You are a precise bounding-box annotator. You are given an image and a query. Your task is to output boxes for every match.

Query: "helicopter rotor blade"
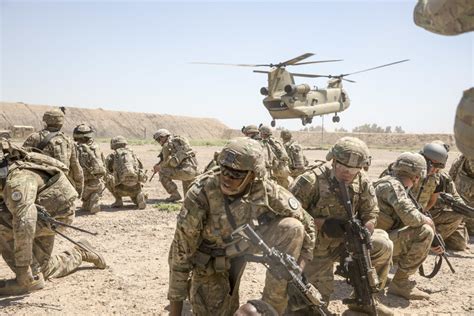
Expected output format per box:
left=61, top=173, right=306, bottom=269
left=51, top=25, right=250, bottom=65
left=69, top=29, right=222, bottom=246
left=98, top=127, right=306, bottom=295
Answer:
left=341, top=59, right=410, bottom=77
left=189, top=62, right=271, bottom=67
left=290, top=72, right=329, bottom=78
left=253, top=70, right=271, bottom=74
left=292, top=59, right=343, bottom=66
left=279, top=53, right=315, bottom=66
left=342, top=78, right=356, bottom=83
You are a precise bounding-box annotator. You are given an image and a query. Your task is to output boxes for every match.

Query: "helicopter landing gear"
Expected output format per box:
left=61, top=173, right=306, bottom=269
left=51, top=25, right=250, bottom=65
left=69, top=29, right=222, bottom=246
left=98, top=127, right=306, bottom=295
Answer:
left=332, top=115, right=340, bottom=123
left=271, top=120, right=276, bottom=127
left=301, top=117, right=313, bottom=126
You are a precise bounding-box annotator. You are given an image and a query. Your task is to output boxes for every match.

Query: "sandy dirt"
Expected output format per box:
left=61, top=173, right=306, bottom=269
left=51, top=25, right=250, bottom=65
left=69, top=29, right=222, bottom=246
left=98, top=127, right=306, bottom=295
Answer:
left=1, top=144, right=473, bottom=315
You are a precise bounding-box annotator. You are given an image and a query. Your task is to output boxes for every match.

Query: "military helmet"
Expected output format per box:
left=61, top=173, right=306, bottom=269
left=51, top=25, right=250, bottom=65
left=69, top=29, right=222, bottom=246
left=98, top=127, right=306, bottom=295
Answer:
left=259, top=125, right=272, bottom=137
left=280, top=129, right=292, bottom=141
left=42, top=109, right=65, bottom=127
left=73, top=124, right=94, bottom=140
left=420, top=142, right=448, bottom=168
left=218, top=137, right=266, bottom=178
left=392, top=152, right=427, bottom=178
left=326, top=137, right=370, bottom=168
left=242, top=125, right=259, bottom=135
left=153, top=129, right=171, bottom=141
left=110, top=135, right=127, bottom=150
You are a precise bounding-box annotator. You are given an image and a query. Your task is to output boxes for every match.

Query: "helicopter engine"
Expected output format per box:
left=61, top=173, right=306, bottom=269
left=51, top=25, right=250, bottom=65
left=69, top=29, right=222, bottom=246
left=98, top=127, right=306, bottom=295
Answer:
left=284, top=84, right=311, bottom=95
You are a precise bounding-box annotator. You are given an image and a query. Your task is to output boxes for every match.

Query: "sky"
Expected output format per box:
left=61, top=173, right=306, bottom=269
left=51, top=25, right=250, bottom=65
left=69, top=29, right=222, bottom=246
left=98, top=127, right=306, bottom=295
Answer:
left=0, top=0, right=472, bottom=133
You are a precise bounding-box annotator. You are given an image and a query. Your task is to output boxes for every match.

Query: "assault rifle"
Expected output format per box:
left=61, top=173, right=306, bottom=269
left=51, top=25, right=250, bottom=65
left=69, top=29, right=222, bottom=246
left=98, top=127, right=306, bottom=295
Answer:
left=438, top=193, right=474, bottom=218
left=335, top=181, right=379, bottom=315
left=232, top=224, right=331, bottom=316
left=149, top=152, right=163, bottom=182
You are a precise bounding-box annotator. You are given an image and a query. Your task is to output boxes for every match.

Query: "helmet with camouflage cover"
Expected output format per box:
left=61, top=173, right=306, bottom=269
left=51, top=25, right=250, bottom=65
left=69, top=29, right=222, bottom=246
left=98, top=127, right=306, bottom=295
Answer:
left=73, top=124, right=94, bottom=140
left=42, top=109, right=65, bottom=128
left=259, top=125, right=272, bottom=137
left=218, top=137, right=266, bottom=178
left=326, top=137, right=370, bottom=168
left=110, top=135, right=127, bottom=150
left=153, top=129, right=171, bottom=141
left=392, top=152, right=427, bottom=179
left=280, top=129, right=292, bottom=142
left=420, top=142, right=448, bottom=168
left=242, top=125, right=259, bottom=135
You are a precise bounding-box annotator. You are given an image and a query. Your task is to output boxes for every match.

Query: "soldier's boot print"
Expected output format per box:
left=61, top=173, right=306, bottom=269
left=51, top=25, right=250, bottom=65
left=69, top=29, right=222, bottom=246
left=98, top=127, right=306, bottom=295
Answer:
left=75, top=239, right=107, bottom=269
left=0, top=272, right=45, bottom=296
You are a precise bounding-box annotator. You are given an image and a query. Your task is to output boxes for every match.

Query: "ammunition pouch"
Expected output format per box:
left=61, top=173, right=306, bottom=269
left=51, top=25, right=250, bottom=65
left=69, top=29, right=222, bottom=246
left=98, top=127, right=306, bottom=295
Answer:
left=36, top=171, right=78, bottom=217
left=376, top=211, right=396, bottom=231
left=192, top=243, right=227, bottom=273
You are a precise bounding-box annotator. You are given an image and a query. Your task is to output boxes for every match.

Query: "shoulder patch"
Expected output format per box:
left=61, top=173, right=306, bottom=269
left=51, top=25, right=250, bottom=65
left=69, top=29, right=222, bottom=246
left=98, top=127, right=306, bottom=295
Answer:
left=11, top=191, right=22, bottom=202
left=288, top=197, right=299, bottom=210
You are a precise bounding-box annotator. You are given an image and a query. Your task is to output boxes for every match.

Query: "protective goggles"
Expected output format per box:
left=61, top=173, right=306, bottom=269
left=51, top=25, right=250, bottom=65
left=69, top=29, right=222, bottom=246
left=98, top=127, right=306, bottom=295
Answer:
left=221, top=165, right=249, bottom=180
left=335, top=160, right=362, bottom=175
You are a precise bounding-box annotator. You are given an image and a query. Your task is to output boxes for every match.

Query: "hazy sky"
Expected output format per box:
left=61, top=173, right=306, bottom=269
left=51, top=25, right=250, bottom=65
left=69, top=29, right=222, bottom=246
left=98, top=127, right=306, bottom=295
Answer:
left=1, top=0, right=472, bottom=133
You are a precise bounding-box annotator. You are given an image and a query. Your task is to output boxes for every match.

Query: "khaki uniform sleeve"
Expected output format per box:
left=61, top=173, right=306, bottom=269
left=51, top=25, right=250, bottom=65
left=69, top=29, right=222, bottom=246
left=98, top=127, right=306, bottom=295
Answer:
left=289, top=171, right=319, bottom=211
left=443, top=172, right=465, bottom=205
left=69, top=142, right=84, bottom=196
left=449, top=156, right=463, bottom=181
left=267, top=181, right=316, bottom=261
left=357, top=173, right=379, bottom=226
left=22, top=133, right=39, bottom=149
left=376, top=181, right=425, bottom=227
left=168, top=183, right=208, bottom=301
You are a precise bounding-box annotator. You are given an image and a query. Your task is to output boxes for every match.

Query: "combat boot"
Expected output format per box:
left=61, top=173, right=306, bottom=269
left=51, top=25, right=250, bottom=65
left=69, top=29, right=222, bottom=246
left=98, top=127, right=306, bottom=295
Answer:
left=164, top=192, right=182, bottom=203
left=75, top=239, right=107, bottom=269
left=347, top=300, right=393, bottom=316
left=0, top=273, right=44, bottom=296
left=136, top=192, right=146, bottom=209
left=388, top=278, right=429, bottom=300
left=111, top=197, right=123, bottom=208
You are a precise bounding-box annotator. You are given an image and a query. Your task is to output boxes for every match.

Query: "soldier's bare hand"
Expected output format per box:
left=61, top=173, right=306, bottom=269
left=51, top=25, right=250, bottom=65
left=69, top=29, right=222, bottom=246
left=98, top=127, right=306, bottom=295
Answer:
left=431, top=245, right=444, bottom=255
left=422, top=215, right=435, bottom=231
left=364, top=221, right=375, bottom=235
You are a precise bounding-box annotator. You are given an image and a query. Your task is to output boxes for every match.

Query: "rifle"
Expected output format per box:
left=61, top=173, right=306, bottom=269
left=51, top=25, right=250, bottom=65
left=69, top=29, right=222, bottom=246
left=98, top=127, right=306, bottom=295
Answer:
left=438, top=192, right=474, bottom=218
left=335, top=181, right=379, bottom=315
left=232, top=224, right=332, bottom=316
left=149, top=152, right=163, bottom=182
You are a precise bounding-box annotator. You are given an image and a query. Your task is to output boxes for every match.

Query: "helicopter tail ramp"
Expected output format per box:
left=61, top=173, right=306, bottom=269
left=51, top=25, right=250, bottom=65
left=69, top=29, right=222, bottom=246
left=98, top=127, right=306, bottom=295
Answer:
left=0, top=102, right=229, bottom=140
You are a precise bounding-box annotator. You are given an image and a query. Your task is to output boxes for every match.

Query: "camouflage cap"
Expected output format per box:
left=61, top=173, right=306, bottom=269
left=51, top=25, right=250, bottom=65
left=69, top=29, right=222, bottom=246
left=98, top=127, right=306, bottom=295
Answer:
left=43, top=109, right=65, bottom=127
left=280, top=129, right=292, bottom=141
left=392, top=152, right=427, bottom=178
left=259, top=125, right=272, bottom=136
left=73, top=124, right=94, bottom=139
left=326, top=137, right=369, bottom=168
left=420, top=142, right=448, bottom=168
left=414, top=0, right=474, bottom=36
left=110, top=135, right=127, bottom=150
left=218, top=137, right=266, bottom=178
left=242, top=125, right=259, bottom=135
left=153, top=129, right=171, bottom=141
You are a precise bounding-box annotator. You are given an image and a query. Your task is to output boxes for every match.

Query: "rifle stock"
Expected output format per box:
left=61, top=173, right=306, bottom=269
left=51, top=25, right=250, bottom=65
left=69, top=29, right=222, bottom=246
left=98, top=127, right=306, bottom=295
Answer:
left=438, top=193, right=474, bottom=218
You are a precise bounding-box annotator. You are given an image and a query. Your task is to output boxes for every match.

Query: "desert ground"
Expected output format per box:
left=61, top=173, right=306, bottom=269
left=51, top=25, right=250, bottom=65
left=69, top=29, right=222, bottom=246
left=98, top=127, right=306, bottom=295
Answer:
left=0, top=143, right=472, bottom=315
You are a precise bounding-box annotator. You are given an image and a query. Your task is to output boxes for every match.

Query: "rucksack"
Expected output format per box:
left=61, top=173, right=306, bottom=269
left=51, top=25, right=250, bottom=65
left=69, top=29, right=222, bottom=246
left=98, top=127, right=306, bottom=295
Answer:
left=113, top=148, right=140, bottom=186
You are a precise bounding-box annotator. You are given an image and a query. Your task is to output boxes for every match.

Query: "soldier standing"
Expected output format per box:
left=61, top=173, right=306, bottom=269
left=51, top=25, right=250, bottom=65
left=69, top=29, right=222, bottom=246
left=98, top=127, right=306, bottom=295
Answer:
left=105, top=136, right=147, bottom=209
left=168, top=138, right=316, bottom=315
left=153, top=129, right=198, bottom=202
left=22, top=108, right=83, bottom=196
left=280, top=129, right=308, bottom=178
left=73, top=124, right=106, bottom=214
left=289, top=137, right=393, bottom=315
left=259, top=125, right=291, bottom=188
left=374, top=152, right=435, bottom=300
left=0, top=140, right=105, bottom=295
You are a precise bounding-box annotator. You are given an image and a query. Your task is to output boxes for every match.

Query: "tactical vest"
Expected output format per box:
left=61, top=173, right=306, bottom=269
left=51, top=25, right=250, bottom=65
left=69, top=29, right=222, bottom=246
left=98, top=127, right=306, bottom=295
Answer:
left=285, top=140, right=306, bottom=170
left=454, top=158, right=474, bottom=206
left=411, top=173, right=438, bottom=209
left=77, top=142, right=105, bottom=180
left=36, top=130, right=73, bottom=169
left=164, top=136, right=196, bottom=168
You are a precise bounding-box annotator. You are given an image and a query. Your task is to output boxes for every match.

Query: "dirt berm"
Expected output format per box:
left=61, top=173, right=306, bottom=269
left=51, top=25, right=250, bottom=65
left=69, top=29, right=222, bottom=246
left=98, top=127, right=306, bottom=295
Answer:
left=0, top=102, right=229, bottom=140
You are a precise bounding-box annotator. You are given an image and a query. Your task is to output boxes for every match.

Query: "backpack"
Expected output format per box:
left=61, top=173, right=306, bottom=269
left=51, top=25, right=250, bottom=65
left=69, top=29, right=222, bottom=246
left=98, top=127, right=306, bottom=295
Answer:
left=113, top=148, right=140, bottom=186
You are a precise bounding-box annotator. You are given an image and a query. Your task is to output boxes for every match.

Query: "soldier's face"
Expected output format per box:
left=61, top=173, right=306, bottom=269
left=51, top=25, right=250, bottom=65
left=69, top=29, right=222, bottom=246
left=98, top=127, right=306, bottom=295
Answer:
left=219, top=166, right=252, bottom=196
left=334, top=160, right=361, bottom=184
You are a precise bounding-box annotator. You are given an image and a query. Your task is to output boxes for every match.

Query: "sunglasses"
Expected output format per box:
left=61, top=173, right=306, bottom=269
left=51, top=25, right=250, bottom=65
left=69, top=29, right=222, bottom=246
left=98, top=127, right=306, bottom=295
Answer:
left=221, top=166, right=249, bottom=180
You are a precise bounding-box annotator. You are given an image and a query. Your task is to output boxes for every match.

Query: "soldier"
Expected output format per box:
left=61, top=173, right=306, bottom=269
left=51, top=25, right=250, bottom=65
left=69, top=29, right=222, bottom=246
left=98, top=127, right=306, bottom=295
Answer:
left=105, top=136, right=147, bottom=209
left=22, top=108, right=83, bottom=196
left=374, top=152, right=435, bottom=300
left=73, top=124, right=106, bottom=214
left=414, top=0, right=474, bottom=158
left=168, top=138, right=316, bottom=316
left=152, top=129, right=198, bottom=202
left=259, top=125, right=291, bottom=188
left=280, top=129, right=308, bottom=178
left=411, top=142, right=468, bottom=250
left=450, top=155, right=474, bottom=236
left=0, top=140, right=105, bottom=295
left=289, top=137, right=393, bottom=315
left=241, top=125, right=261, bottom=140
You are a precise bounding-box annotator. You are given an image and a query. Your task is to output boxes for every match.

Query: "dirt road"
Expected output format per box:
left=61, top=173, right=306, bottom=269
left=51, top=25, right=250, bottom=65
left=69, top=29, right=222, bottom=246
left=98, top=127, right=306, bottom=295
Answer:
left=1, top=144, right=472, bottom=315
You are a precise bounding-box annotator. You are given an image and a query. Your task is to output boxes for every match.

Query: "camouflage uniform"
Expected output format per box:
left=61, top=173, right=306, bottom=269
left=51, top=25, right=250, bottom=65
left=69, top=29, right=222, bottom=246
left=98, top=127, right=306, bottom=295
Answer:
left=414, top=1, right=474, bottom=158
left=22, top=109, right=83, bottom=195
left=154, top=129, right=198, bottom=201
left=450, top=155, right=474, bottom=235
left=259, top=126, right=291, bottom=189
left=105, top=136, right=147, bottom=209
left=0, top=142, right=105, bottom=295
left=74, top=125, right=106, bottom=214
left=280, top=130, right=308, bottom=178
left=168, top=138, right=315, bottom=315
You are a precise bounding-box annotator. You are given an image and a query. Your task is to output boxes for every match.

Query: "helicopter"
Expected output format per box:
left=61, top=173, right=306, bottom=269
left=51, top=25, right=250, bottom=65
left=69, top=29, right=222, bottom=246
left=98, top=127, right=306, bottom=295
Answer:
left=193, top=53, right=409, bottom=126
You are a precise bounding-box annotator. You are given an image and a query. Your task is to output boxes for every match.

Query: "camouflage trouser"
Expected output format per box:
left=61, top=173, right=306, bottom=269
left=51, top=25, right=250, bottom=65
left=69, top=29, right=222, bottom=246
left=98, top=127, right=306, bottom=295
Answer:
left=303, top=229, right=393, bottom=303
left=82, top=178, right=105, bottom=212
left=106, top=176, right=143, bottom=204
left=159, top=163, right=198, bottom=196
left=188, top=217, right=305, bottom=315
left=432, top=208, right=468, bottom=250
left=0, top=211, right=83, bottom=280
left=389, top=224, right=434, bottom=276
left=464, top=218, right=474, bottom=236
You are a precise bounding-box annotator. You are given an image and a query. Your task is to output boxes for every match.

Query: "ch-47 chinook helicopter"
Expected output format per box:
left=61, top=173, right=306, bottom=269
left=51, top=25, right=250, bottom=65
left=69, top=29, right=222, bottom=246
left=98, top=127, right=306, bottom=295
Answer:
left=193, top=53, right=409, bottom=126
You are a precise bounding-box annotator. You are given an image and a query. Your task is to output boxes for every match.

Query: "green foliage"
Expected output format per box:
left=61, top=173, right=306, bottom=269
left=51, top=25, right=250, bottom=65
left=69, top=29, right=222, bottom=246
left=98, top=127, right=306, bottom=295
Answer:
left=300, top=125, right=325, bottom=132
left=352, top=124, right=405, bottom=134
left=334, top=127, right=348, bottom=133
left=153, top=203, right=181, bottom=213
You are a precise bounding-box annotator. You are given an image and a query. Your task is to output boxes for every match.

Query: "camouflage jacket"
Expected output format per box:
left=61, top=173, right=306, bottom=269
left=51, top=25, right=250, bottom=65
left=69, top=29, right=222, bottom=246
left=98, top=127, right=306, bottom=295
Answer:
left=290, top=164, right=378, bottom=227
left=411, top=172, right=439, bottom=210
left=76, top=140, right=105, bottom=181
left=450, top=155, right=474, bottom=206
left=374, top=175, right=425, bottom=231
left=160, top=135, right=197, bottom=169
left=168, top=168, right=315, bottom=301
left=430, top=170, right=466, bottom=214
left=23, top=129, right=83, bottom=194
